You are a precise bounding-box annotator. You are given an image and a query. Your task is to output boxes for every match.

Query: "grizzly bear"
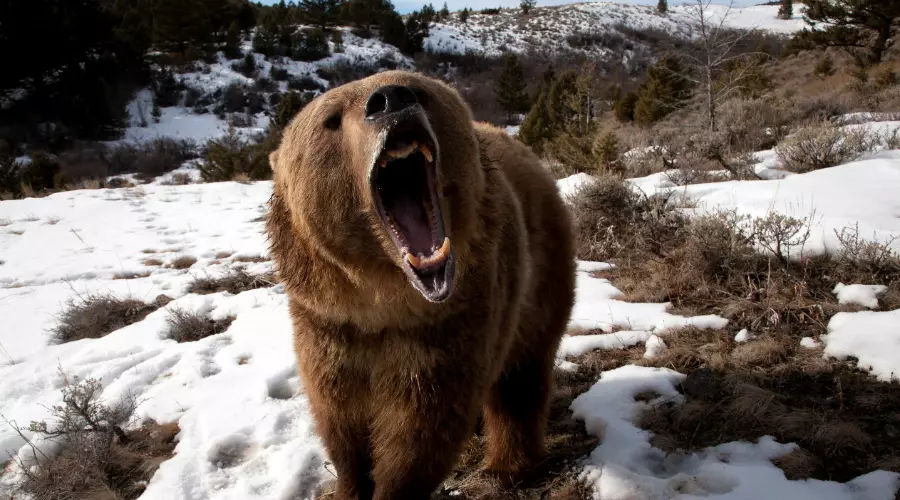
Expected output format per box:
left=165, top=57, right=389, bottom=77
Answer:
left=266, top=70, right=576, bottom=499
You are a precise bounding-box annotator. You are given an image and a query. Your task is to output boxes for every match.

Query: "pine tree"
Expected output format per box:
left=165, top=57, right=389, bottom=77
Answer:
left=801, top=0, right=900, bottom=65
left=460, top=7, right=470, bottom=23
left=518, top=66, right=556, bottom=153
left=777, top=0, right=792, bottom=20
left=301, top=0, right=336, bottom=29
left=402, top=10, right=430, bottom=55
left=613, top=91, right=638, bottom=122
left=657, top=0, right=667, bottom=14
left=633, top=56, right=691, bottom=126
left=274, top=91, right=310, bottom=129
left=495, top=54, right=529, bottom=123
left=593, top=131, right=621, bottom=174
left=439, top=2, right=450, bottom=20
left=224, top=21, right=243, bottom=59
left=521, top=0, right=536, bottom=15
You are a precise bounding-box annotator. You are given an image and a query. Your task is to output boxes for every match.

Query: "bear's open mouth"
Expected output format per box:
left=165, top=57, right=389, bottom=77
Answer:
left=370, top=116, right=454, bottom=302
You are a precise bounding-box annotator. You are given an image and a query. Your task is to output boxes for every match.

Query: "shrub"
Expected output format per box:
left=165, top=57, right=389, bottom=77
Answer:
left=570, top=174, right=685, bottom=261
left=874, top=68, right=898, bottom=90
left=481, top=7, right=500, bottom=14
left=270, top=66, right=290, bottom=81
left=222, top=83, right=248, bottom=113
left=199, top=127, right=270, bottom=182
left=775, top=124, right=874, bottom=172
left=232, top=53, right=258, bottom=78
left=164, top=307, right=235, bottom=342
left=50, top=293, right=158, bottom=343
left=186, top=268, right=276, bottom=295
left=287, top=75, right=323, bottom=92
left=16, top=373, right=177, bottom=500
left=106, top=138, right=197, bottom=181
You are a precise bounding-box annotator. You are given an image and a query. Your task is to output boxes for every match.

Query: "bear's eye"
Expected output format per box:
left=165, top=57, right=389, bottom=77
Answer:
left=411, top=88, right=429, bottom=108
left=324, top=112, right=342, bottom=131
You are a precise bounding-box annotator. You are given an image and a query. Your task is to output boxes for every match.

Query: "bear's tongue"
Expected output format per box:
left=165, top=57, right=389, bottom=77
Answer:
left=390, top=194, right=433, bottom=255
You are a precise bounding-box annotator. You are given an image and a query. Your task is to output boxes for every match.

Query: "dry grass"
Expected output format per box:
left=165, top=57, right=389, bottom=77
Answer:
left=112, top=271, right=152, bottom=280
left=186, top=268, right=277, bottom=295
left=13, top=374, right=178, bottom=500
left=142, top=258, right=164, bottom=266
left=164, top=307, right=235, bottom=342
left=214, top=251, right=233, bottom=259
left=775, top=122, right=874, bottom=172
left=565, top=175, right=900, bottom=485
left=232, top=254, right=268, bottom=263
left=50, top=293, right=159, bottom=343
left=167, top=255, right=197, bottom=269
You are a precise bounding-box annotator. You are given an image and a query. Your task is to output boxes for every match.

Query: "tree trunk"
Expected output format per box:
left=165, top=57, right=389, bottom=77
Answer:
left=706, top=67, right=715, bottom=132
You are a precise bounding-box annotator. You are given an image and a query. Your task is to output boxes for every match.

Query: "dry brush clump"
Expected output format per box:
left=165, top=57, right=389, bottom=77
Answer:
left=50, top=293, right=159, bottom=343
left=164, top=306, right=235, bottom=343
left=10, top=373, right=177, bottom=500
left=186, top=268, right=277, bottom=295
left=775, top=123, right=875, bottom=172
left=570, top=174, right=686, bottom=262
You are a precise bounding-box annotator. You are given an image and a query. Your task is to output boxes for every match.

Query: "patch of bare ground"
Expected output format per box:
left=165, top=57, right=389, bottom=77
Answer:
left=112, top=271, right=152, bottom=280
left=50, top=293, right=159, bottom=343
left=186, top=268, right=278, bottom=295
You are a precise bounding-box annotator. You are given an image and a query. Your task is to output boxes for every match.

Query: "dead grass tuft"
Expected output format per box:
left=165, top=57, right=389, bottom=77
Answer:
left=167, top=255, right=197, bottom=269
left=142, top=258, right=163, bottom=266
left=112, top=271, right=152, bottom=280
left=13, top=373, right=177, bottom=500
left=164, top=306, right=235, bottom=342
left=186, top=268, right=277, bottom=295
left=50, top=293, right=159, bottom=343
left=232, top=254, right=268, bottom=263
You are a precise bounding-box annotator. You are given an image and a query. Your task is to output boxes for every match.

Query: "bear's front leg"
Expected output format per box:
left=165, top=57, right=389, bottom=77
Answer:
left=368, top=372, right=484, bottom=500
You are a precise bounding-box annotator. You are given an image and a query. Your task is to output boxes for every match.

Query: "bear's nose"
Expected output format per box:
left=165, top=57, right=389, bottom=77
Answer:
left=365, top=85, right=418, bottom=118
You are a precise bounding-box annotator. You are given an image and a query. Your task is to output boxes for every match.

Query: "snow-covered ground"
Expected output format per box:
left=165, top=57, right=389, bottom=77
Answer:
left=120, top=29, right=411, bottom=146
left=425, top=2, right=809, bottom=57
left=3, top=134, right=900, bottom=498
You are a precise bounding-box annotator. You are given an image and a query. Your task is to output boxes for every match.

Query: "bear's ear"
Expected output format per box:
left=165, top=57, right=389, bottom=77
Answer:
left=268, top=150, right=279, bottom=172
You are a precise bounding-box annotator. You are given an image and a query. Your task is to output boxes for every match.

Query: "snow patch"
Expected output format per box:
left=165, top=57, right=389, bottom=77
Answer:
left=823, top=309, right=900, bottom=382
left=832, top=283, right=888, bottom=309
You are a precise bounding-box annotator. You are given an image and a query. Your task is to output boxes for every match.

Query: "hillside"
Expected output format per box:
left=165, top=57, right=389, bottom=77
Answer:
left=425, top=2, right=808, bottom=56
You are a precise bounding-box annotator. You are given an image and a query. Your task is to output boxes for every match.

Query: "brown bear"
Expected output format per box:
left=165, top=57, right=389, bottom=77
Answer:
left=266, top=70, right=576, bottom=499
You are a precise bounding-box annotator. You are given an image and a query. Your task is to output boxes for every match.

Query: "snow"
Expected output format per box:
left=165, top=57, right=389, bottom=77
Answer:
left=643, top=334, right=667, bottom=358
left=571, top=365, right=899, bottom=500
left=734, top=328, right=756, bottom=343
left=556, top=172, right=595, bottom=201
left=425, top=2, right=809, bottom=57
left=823, top=309, right=900, bottom=382
left=832, top=283, right=888, bottom=309
left=800, top=336, right=822, bottom=349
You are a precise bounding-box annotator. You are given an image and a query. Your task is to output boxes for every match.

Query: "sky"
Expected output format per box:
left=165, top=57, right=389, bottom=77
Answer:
left=259, top=0, right=765, bottom=15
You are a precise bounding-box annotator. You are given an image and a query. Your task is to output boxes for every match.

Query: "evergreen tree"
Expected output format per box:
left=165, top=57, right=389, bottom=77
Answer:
left=613, top=91, right=638, bottom=122
left=224, top=21, right=243, bottom=59
left=633, top=56, right=691, bottom=126
left=274, top=91, right=311, bottom=129
left=801, top=0, right=900, bottom=65
left=380, top=10, right=407, bottom=49
left=657, top=0, right=667, bottom=14
left=495, top=54, right=529, bottom=123
left=301, top=0, right=337, bottom=29
left=402, top=10, right=430, bottom=55
left=460, top=7, right=470, bottom=23
left=593, top=131, right=621, bottom=174
left=521, top=0, right=536, bottom=15
left=439, top=2, right=450, bottom=20
left=518, top=66, right=556, bottom=153
left=292, top=28, right=331, bottom=61
left=777, top=0, right=792, bottom=20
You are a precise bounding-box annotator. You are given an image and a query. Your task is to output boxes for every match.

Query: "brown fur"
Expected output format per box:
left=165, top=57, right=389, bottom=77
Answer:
left=266, top=70, right=576, bottom=499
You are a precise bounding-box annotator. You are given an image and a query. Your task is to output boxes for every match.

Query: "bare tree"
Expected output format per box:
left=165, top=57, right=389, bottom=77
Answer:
left=674, top=0, right=767, bottom=132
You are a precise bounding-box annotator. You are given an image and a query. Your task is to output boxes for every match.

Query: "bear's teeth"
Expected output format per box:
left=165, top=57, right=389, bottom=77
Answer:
left=385, top=141, right=418, bottom=159
left=405, top=237, right=451, bottom=270
left=419, top=143, right=433, bottom=163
